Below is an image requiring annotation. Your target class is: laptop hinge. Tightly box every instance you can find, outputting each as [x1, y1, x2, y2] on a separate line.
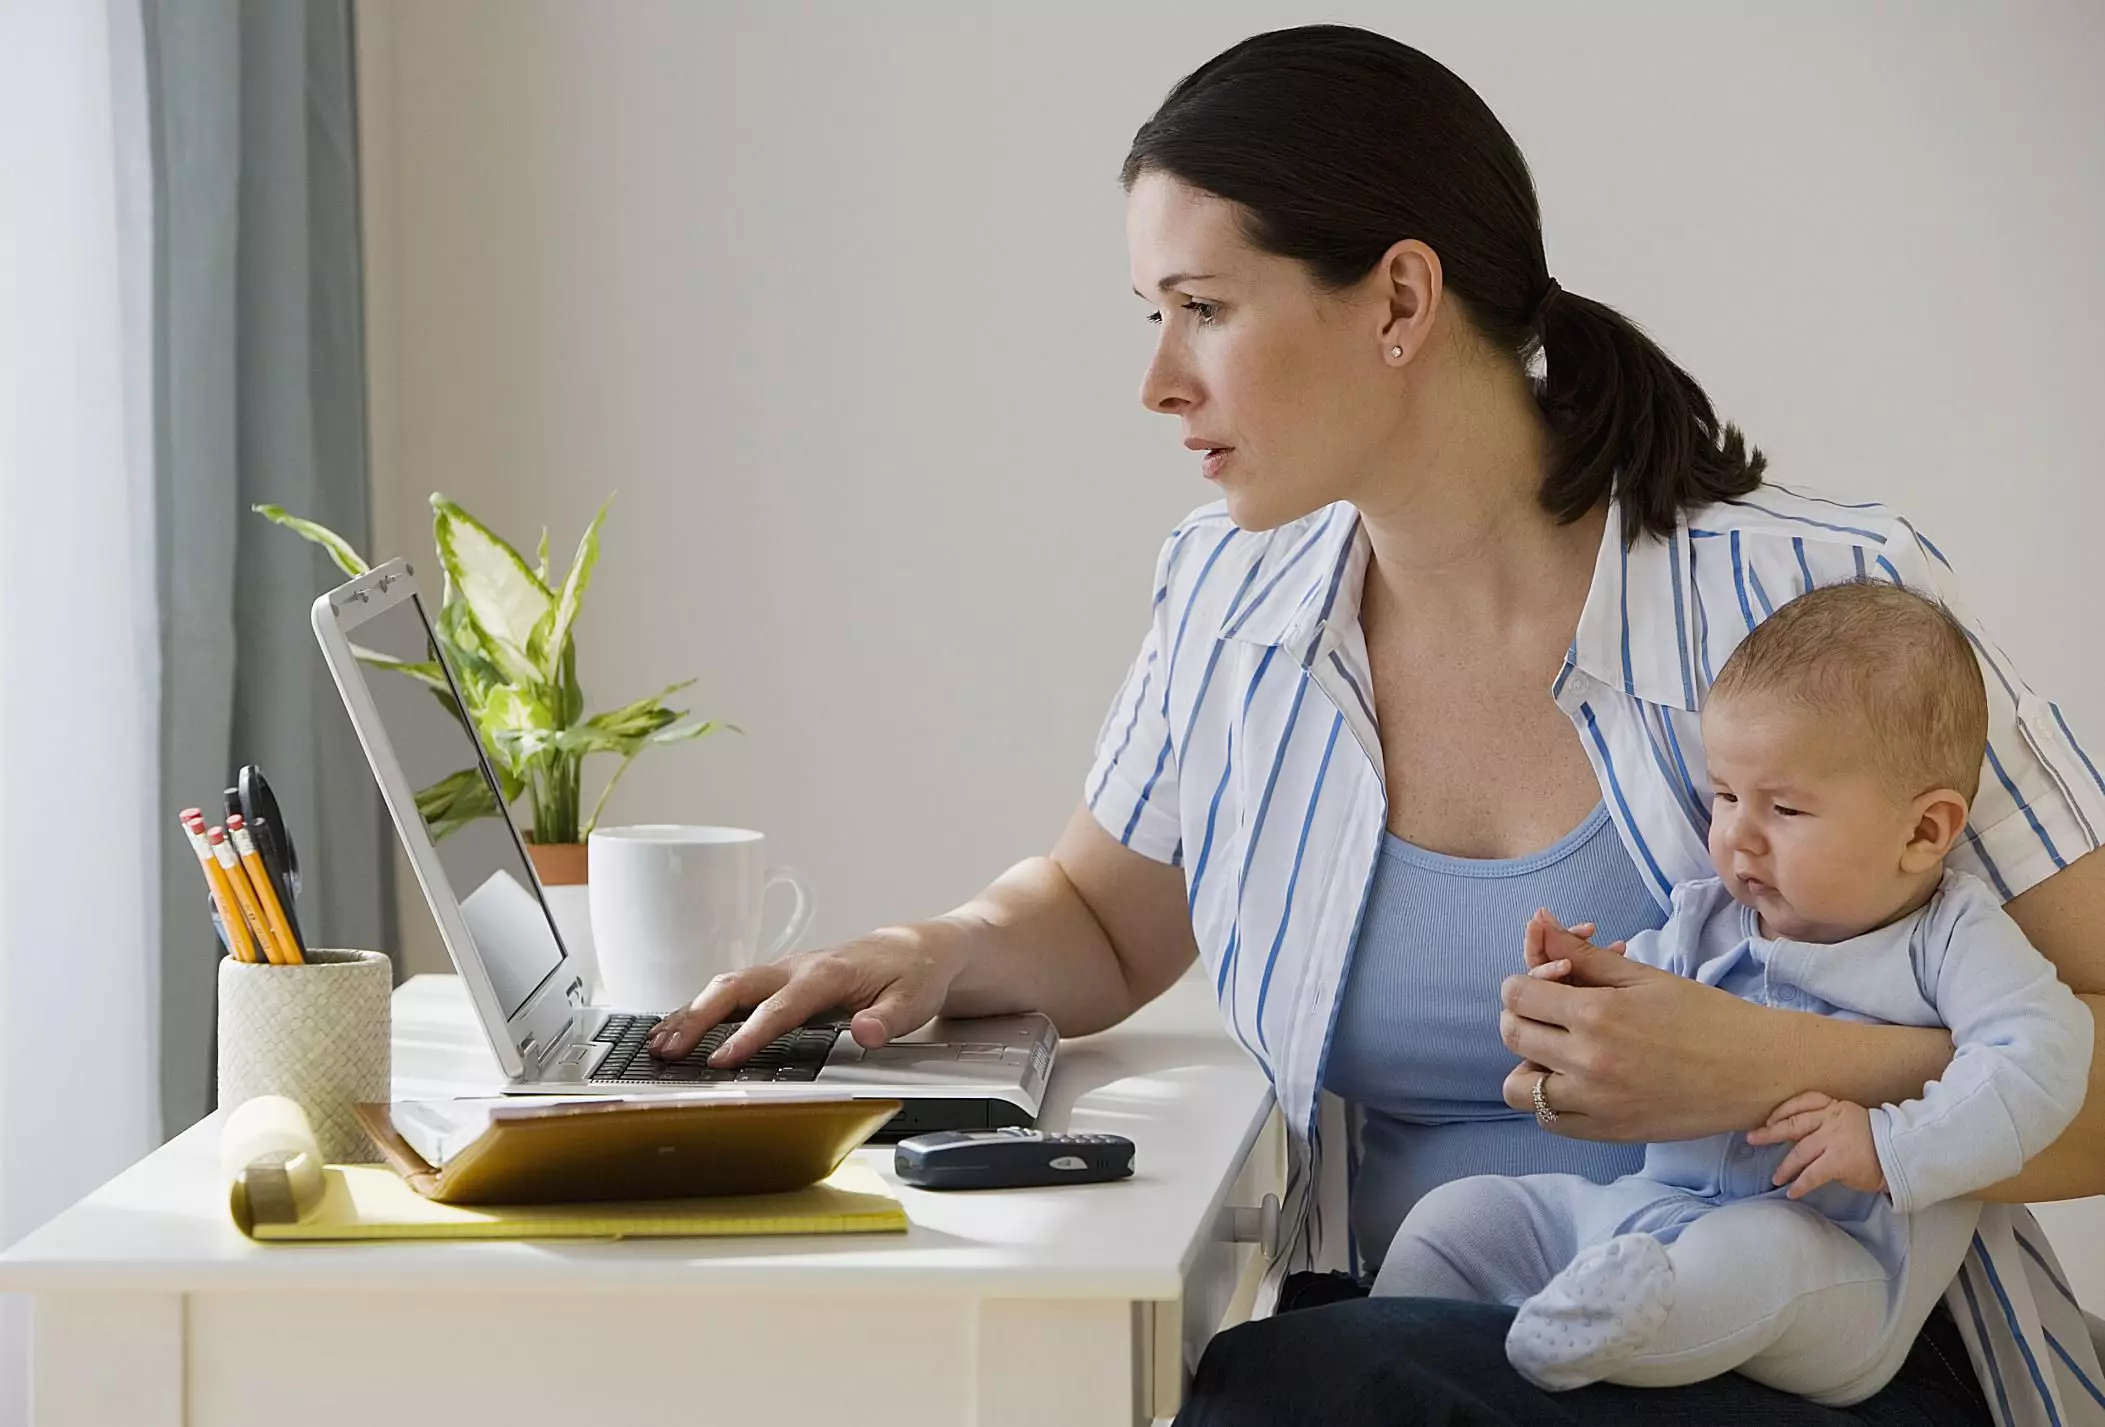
[522, 996, 597, 1078]
[520, 1032, 571, 1076]
[521, 1030, 572, 1076]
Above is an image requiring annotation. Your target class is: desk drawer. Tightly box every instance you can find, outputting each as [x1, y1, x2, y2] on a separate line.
[1144, 1107, 1285, 1420]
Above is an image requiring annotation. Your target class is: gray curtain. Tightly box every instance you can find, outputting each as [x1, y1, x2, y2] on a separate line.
[143, 0, 392, 1138]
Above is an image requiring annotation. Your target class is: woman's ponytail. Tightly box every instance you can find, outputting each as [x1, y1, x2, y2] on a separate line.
[1532, 286, 1766, 549]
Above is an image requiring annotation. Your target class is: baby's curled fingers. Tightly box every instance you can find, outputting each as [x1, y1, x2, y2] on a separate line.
[1746, 1091, 1836, 1146]
[1524, 908, 1604, 972]
[1748, 1110, 1823, 1147]
[1769, 1090, 1837, 1124]
[1523, 909, 1551, 969]
[1769, 1129, 1835, 1193]
[1780, 1148, 1843, 1200]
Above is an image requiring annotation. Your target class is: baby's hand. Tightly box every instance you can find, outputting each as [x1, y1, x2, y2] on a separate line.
[1523, 908, 1626, 981]
[1747, 1091, 1887, 1198]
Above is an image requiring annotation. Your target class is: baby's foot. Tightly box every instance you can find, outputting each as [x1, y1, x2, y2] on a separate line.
[1506, 1233, 1674, 1391]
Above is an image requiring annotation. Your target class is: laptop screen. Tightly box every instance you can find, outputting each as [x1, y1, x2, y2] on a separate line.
[356, 590, 567, 1019]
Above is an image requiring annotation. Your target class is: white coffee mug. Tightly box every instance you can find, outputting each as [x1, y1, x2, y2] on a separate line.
[586, 825, 814, 1012]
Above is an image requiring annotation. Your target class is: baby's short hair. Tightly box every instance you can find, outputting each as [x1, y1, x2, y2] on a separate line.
[1706, 579, 1989, 804]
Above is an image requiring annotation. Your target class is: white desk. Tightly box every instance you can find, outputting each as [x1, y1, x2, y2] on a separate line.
[1, 970, 1281, 1427]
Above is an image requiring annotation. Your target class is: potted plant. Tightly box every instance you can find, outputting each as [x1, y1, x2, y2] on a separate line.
[260, 493, 731, 989]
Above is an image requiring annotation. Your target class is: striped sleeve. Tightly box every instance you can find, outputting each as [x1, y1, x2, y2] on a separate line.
[1082, 527, 1187, 863]
[1880, 524, 2105, 902]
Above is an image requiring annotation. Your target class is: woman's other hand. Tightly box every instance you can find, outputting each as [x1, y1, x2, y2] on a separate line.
[1499, 943, 1769, 1141]
[647, 924, 964, 1066]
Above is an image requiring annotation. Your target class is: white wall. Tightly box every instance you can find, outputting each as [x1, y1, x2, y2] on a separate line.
[358, 0, 2105, 969]
[354, 0, 2105, 1266]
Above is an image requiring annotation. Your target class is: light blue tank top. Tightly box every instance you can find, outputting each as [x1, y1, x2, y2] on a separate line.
[1323, 801, 1670, 1270]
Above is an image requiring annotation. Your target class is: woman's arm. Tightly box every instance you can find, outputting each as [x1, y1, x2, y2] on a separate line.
[652, 802, 1199, 1064]
[1499, 955, 1954, 1143]
[1976, 845, 2105, 1202]
[936, 802, 1201, 1032]
[1502, 848, 2105, 1195]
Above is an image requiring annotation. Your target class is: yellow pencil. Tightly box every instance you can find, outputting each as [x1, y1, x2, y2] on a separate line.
[210, 825, 283, 965]
[228, 814, 303, 966]
[181, 810, 259, 963]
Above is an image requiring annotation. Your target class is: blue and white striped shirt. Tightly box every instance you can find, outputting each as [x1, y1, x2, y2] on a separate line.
[1085, 482, 2105, 1426]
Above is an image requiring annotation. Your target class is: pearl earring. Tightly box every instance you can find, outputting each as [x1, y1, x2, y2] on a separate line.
[1389, 346, 1403, 358]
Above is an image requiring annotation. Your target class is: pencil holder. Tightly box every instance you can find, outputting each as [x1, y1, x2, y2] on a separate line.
[217, 948, 391, 1164]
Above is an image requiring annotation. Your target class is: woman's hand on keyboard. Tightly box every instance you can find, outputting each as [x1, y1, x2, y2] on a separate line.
[645, 924, 966, 1067]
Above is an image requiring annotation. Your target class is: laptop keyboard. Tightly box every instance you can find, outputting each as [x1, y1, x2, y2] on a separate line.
[586, 1011, 844, 1084]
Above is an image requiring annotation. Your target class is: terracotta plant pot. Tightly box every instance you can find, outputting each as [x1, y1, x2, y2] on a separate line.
[526, 841, 589, 887]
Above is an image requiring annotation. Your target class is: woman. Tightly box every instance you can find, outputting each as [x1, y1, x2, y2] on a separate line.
[650, 25, 2105, 1425]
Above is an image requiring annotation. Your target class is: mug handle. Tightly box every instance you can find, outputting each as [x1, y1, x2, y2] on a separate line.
[758, 865, 814, 961]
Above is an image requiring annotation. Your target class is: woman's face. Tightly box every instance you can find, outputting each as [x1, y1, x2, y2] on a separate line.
[1126, 171, 1434, 532]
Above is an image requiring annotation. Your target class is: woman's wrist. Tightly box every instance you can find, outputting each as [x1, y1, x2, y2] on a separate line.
[1746, 1001, 1951, 1124]
[1732, 999, 1825, 1125]
[913, 855, 1134, 1031]
[1641, 988, 1795, 1138]
[914, 910, 981, 1006]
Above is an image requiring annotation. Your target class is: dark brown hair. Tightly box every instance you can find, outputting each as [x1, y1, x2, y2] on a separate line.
[1708, 580, 1990, 804]
[1119, 24, 1766, 549]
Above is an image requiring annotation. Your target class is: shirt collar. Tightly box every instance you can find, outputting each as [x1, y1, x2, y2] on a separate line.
[1569, 499, 1702, 712]
[1216, 504, 1367, 666]
[1218, 495, 1701, 712]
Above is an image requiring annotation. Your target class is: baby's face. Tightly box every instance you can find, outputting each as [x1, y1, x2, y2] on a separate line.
[1701, 694, 1927, 942]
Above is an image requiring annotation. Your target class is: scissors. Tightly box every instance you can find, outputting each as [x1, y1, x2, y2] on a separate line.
[211, 764, 304, 954]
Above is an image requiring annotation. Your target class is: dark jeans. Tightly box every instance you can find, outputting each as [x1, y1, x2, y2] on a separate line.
[1174, 1276, 1993, 1427]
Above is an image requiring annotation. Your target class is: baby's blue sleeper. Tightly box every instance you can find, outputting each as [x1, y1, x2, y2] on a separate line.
[1372, 868, 2092, 1404]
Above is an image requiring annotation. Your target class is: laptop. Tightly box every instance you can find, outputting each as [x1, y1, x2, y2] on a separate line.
[311, 558, 1053, 1140]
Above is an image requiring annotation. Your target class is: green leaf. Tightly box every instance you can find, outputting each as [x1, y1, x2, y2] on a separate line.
[352, 642, 468, 727]
[554, 724, 648, 759]
[349, 643, 450, 695]
[584, 680, 697, 740]
[436, 589, 505, 704]
[429, 495, 551, 687]
[427, 685, 471, 733]
[532, 497, 610, 678]
[491, 727, 563, 764]
[534, 527, 550, 584]
[653, 718, 731, 745]
[555, 641, 585, 726]
[488, 757, 525, 805]
[414, 767, 501, 841]
[254, 505, 370, 578]
[481, 684, 557, 734]
[480, 685, 561, 767]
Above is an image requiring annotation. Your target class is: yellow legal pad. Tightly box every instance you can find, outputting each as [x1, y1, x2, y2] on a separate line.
[244, 1159, 908, 1242]
[223, 1094, 908, 1243]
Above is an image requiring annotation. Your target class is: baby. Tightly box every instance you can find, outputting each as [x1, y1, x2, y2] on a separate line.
[1373, 579, 2093, 1404]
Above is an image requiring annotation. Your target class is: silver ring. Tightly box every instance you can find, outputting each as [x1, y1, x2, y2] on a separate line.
[1532, 1072, 1560, 1128]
